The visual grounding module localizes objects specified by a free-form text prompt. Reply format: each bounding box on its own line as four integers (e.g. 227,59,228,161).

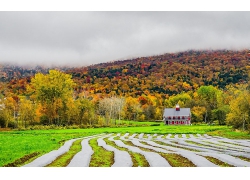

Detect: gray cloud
0,11,250,67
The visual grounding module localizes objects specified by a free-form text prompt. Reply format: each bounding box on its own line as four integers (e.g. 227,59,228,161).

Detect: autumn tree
28,70,75,125
226,85,250,130
65,98,80,125
18,97,35,127
0,97,16,128
77,98,95,125
124,97,142,122
191,106,206,123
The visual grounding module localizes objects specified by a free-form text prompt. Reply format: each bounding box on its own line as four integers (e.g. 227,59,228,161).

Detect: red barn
163,104,191,125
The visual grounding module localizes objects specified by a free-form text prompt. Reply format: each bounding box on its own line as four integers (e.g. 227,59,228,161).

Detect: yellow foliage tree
28,70,75,125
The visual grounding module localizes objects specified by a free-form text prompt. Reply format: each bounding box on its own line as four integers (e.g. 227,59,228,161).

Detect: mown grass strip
170,134,175,138
121,133,130,139
202,140,243,151
203,156,234,167
129,133,137,139
139,141,196,167
119,133,126,137
89,138,114,167
186,140,212,147
185,134,190,138
133,134,140,139
113,136,121,140
46,139,82,167
103,138,149,167
154,140,201,152
143,134,148,138
160,134,167,139
233,155,250,162
185,140,225,151
202,141,225,147
3,152,40,167
139,141,174,152
185,140,245,153
218,141,250,148
159,153,196,167
123,140,195,167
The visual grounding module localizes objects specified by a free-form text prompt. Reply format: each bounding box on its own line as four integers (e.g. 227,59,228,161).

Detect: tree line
0,69,250,132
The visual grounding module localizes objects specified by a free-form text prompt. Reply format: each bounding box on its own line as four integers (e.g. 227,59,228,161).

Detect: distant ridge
1,49,250,97
66,49,250,97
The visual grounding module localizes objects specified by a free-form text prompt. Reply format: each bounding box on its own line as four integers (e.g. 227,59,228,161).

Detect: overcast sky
0,11,250,67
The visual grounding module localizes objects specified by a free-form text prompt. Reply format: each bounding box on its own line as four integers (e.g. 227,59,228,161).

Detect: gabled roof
163,108,190,117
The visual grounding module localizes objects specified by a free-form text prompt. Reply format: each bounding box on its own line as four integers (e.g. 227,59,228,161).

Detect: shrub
150,124,161,126
79,124,87,129
69,125,80,129
86,125,93,128
7,121,16,128
93,124,101,128
0,116,5,128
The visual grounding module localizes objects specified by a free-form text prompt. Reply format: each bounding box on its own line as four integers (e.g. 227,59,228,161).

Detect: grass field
0,124,249,167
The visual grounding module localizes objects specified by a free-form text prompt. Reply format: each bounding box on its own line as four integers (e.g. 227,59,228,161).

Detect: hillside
67,49,250,97
0,64,50,82
1,49,250,98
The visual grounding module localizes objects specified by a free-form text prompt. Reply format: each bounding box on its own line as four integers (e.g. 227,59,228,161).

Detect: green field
0,124,249,167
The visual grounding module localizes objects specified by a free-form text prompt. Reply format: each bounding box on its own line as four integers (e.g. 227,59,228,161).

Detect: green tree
164,93,192,108
197,85,221,124
211,105,229,125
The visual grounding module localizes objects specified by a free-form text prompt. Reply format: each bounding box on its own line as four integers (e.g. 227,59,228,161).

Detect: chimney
176,104,180,111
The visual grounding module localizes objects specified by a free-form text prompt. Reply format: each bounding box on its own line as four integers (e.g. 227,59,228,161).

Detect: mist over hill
1,49,250,97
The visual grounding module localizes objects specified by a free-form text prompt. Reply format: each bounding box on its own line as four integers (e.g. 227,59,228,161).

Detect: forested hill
1,49,250,97
0,64,50,82
67,49,250,97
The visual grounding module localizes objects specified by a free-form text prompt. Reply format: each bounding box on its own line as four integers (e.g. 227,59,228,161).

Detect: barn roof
163,108,191,117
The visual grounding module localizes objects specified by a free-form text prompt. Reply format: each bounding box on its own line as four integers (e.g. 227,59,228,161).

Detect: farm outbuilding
163,104,191,125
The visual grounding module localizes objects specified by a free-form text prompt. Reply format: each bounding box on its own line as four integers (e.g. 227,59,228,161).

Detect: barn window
178,116,180,119
173,116,176,119
182,116,185,119
168,116,171,120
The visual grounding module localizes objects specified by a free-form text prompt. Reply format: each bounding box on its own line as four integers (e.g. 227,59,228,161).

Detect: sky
1,2,250,67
